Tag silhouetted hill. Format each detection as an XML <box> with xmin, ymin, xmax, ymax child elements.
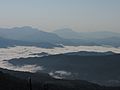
<box><xmin>1</xmin><ymin>68</ymin><xmax>120</xmax><ymax>90</ymax></box>
<box><xmin>0</xmin><ymin>68</ymin><xmax>105</xmax><ymax>90</ymax></box>
<box><xmin>0</xmin><ymin>70</ymin><xmax>28</xmax><ymax>90</ymax></box>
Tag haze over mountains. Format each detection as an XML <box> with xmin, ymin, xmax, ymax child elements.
<box><xmin>0</xmin><ymin>26</ymin><xmax>120</xmax><ymax>89</ymax></box>
<box><xmin>0</xmin><ymin>26</ymin><xmax>65</xmax><ymax>48</ymax></box>
<box><xmin>54</xmin><ymin>28</ymin><xmax>120</xmax><ymax>47</ymax></box>
<box><xmin>0</xmin><ymin>26</ymin><xmax>64</xmax><ymax>44</ymax></box>
<box><xmin>0</xmin><ymin>26</ymin><xmax>120</xmax><ymax>48</ymax></box>
<box><xmin>0</xmin><ymin>0</ymin><xmax>119</xmax><ymax>89</ymax></box>
<box><xmin>54</xmin><ymin>28</ymin><xmax>120</xmax><ymax>39</ymax></box>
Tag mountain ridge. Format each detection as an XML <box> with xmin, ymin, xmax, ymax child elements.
<box><xmin>0</xmin><ymin>26</ymin><xmax>120</xmax><ymax>47</ymax></box>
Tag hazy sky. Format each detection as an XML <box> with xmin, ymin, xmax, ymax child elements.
<box><xmin>0</xmin><ymin>0</ymin><xmax>120</xmax><ymax>32</ymax></box>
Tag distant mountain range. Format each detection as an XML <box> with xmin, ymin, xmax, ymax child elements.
<box><xmin>0</xmin><ymin>26</ymin><xmax>64</xmax><ymax>43</ymax></box>
<box><xmin>54</xmin><ymin>28</ymin><xmax>120</xmax><ymax>47</ymax></box>
<box><xmin>0</xmin><ymin>37</ymin><xmax>62</xmax><ymax>48</ymax></box>
<box><xmin>54</xmin><ymin>28</ymin><xmax>120</xmax><ymax>39</ymax></box>
<box><xmin>0</xmin><ymin>26</ymin><xmax>120</xmax><ymax>48</ymax></box>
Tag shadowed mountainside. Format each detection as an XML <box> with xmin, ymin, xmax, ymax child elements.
<box><xmin>0</xmin><ymin>68</ymin><xmax>120</xmax><ymax>90</ymax></box>
<box><xmin>9</xmin><ymin>51</ymin><xmax>120</xmax><ymax>86</ymax></box>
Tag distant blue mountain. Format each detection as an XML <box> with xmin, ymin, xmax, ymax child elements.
<box><xmin>54</xmin><ymin>28</ymin><xmax>81</xmax><ymax>39</ymax></box>
<box><xmin>0</xmin><ymin>26</ymin><xmax>97</xmax><ymax>47</ymax></box>
<box><xmin>0</xmin><ymin>26</ymin><xmax>120</xmax><ymax>47</ymax></box>
<box><xmin>0</xmin><ymin>26</ymin><xmax>64</xmax><ymax>44</ymax></box>
<box><xmin>54</xmin><ymin>28</ymin><xmax>120</xmax><ymax>47</ymax></box>
<box><xmin>54</xmin><ymin>28</ymin><xmax>120</xmax><ymax>39</ymax></box>
<box><xmin>0</xmin><ymin>37</ymin><xmax>62</xmax><ymax>48</ymax></box>
<box><xmin>0</xmin><ymin>26</ymin><xmax>70</xmax><ymax>48</ymax></box>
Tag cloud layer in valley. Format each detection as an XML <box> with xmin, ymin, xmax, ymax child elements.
<box><xmin>0</xmin><ymin>45</ymin><xmax>120</xmax><ymax>72</ymax></box>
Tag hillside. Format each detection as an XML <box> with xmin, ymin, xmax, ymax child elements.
<box><xmin>9</xmin><ymin>51</ymin><xmax>120</xmax><ymax>86</ymax></box>
<box><xmin>0</xmin><ymin>68</ymin><xmax>104</xmax><ymax>90</ymax></box>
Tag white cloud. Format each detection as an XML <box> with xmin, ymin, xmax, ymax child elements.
<box><xmin>49</xmin><ymin>71</ymin><xmax>72</xmax><ymax>79</ymax></box>
<box><xmin>0</xmin><ymin>45</ymin><xmax>120</xmax><ymax>72</ymax></box>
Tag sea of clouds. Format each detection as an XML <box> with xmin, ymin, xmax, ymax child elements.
<box><xmin>0</xmin><ymin>45</ymin><xmax>120</xmax><ymax>72</ymax></box>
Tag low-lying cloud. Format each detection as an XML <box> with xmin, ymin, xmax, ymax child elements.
<box><xmin>0</xmin><ymin>45</ymin><xmax>120</xmax><ymax>72</ymax></box>
<box><xmin>49</xmin><ymin>71</ymin><xmax>72</xmax><ymax>79</ymax></box>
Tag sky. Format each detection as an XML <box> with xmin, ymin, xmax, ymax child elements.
<box><xmin>0</xmin><ymin>0</ymin><xmax>120</xmax><ymax>32</ymax></box>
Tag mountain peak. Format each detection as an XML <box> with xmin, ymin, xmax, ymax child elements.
<box><xmin>54</xmin><ymin>28</ymin><xmax>74</xmax><ymax>33</ymax></box>
<box><xmin>12</xmin><ymin>26</ymin><xmax>37</xmax><ymax>31</ymax></box>
<box><xmin>53</xmin><ymin>28</ymin><xmax>80</xmax><ymax>39</ymax></box>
